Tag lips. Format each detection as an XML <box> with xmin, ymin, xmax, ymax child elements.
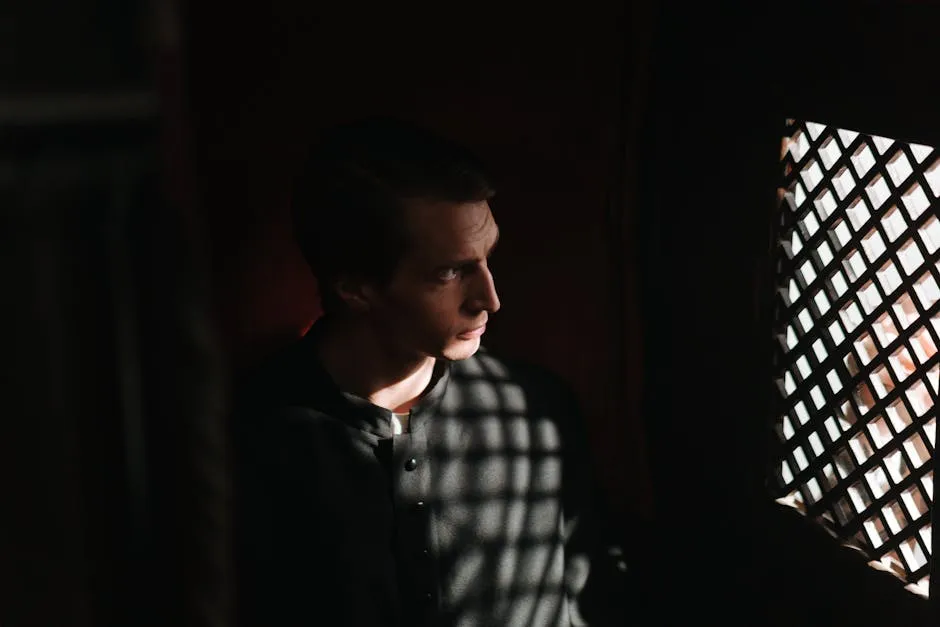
<box><xmin>457</xmin><ymin>324</ymin><xmax>487</xmax><ymax>338</ymax></box>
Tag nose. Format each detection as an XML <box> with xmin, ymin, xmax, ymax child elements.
<box><xmin>470</xmin><ymin>265</ymin><xmax>501</xmax><ymax>314</ymax></box>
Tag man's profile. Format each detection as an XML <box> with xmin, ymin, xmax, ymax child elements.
<box><xmin>233</xmin><ymin>118</ymin><xmax>629</xmax><ymax>626</ymax></box>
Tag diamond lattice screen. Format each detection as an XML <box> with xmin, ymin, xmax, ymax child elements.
<box><xmin>773</xmin><ymin>119</ymin><xmax>940</xmax><ymax>596</ymax></box>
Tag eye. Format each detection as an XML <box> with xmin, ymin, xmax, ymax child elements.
<box><xmin>438</xmin><ymin>267</ymin><xmax>461</xmax><ymax>282</ymax></box>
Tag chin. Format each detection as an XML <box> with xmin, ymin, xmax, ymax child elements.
<box><xmin>441</xmin><ymin>336</ymin><xmax>482</xmax><ymax>361</ymax></box>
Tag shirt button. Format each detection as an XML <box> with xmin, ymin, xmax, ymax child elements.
<box><xmin>404</xmin><ymin>457</ymin><xmax>418</xmax><ymax>471</ymax></box>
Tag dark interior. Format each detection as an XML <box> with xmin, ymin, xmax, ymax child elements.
<box><xmin>2</xmin><ymin>2</ymin><xmax>939</xmax><ymax>625</ymax></box>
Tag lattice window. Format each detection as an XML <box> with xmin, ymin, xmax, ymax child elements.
<box><xmin>772</xmin><ymin>119</ymin><xmax>939</xmax><ymax>598</ymax></box>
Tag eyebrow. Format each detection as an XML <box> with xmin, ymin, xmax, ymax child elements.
<box><xmin>437</xmin><ymin>229</ymin><xmax>500</xmax><ymax>269</ymax></box>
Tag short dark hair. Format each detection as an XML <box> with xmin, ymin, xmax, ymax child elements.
<box><xmin>290</xmin><ymin>117</ymin><xmax>496</xmax><ymax>316</ymax></box>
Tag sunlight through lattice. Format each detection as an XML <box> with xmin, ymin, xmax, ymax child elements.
<box><xmin>774</xmin><ymin>119</ymin><xmax>939</xmax><ymax>598</ymax></box>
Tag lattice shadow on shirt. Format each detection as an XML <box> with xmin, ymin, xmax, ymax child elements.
<box><xmin>422</xmin><ymin>356</ymin><xmax>595</xmax><ymax>625</ymax></box>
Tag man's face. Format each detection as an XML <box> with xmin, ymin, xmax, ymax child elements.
<box><xmin>366</xmin><ymin>199</ymin><xmax>501</xmax><ymax>362</ymax></box>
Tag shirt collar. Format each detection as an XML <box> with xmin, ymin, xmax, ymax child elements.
<box><xmin>296</xmin><ymin>317</ymin><xmax>451</xmax><ymax>438</ymax></box>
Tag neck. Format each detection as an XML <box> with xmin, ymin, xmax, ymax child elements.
<box><xmin>315</xmin><ymin>316</ymin><xmax>436</xmax><ymax>413</ymax></box>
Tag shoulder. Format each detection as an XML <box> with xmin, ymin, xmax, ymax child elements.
<box><xmin>447</xmin><ymin>350</ymin><xmax>592</xmax><ymax>472</ymax></box>
<box><xmin>448</xmin><ymin>347</ymin><xmax>581</xmax><ymax>415</ymax></box>
<box><xmin>457</xmin><ymin>346</ymin><xmax>574</xmax><ymax>390</ymax></box>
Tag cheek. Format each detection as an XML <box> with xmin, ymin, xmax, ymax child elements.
<box><xmin>413</xmin><ymin>290</ymin><xmax>466</xmax><ymax>333</ymax></box>
<box><xmin>382</xmin><ymin>277</ymin><xmax>466</xmax><ymax>334</ymax></box>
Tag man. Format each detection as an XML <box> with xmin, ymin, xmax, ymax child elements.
<box><xmin>234</xmin><ymin>118</ymin><xmax>631</xmax><ymax>626</ymax></box>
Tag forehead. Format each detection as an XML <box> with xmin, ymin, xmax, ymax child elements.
<box><xmin>403</xmin><ymin>200</ymin><xmax>497</xmax><ymax>261</ymax></box>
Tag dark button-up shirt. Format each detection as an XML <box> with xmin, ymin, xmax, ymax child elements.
<box><xmin>234</xmin><ymin>320</ymin><xmax>629</xmax><ymax>626</ymax></box>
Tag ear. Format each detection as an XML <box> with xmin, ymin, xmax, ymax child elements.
<box><xmin>334</xmin><ymin>276</ymin><xmax>380</xmax><ymax>314</ymax></box>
